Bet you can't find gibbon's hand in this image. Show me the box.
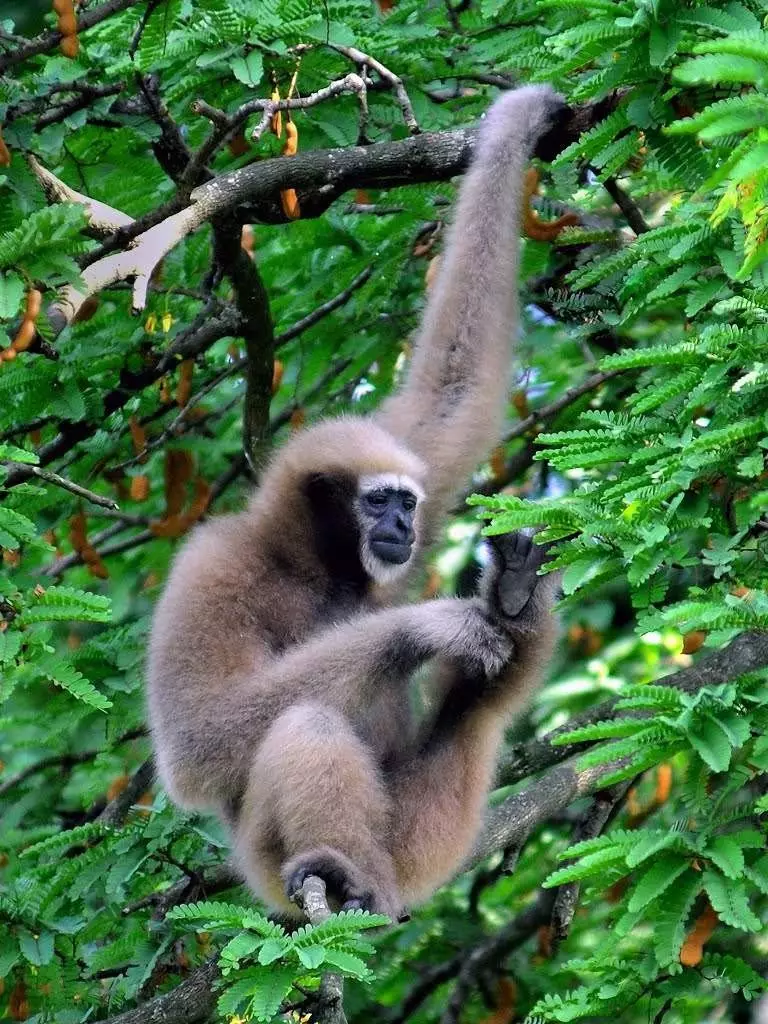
[431,600,514,679]
[485,530,551,622]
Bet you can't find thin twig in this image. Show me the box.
[2,463,118,509]
[0,728,145,798]
[503,369,623,443]
[550,781,631,947]
[98,758,155,826]
[186,73,368,181]
[328,44,420,135]
[602,175,649,236]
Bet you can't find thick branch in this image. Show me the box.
[292,876,348,1024]
[99,957,219,1024]
[35,95,618,325]
[497,629,768,786]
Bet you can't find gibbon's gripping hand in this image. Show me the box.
[417,600,514,679]
[484,530,551,622]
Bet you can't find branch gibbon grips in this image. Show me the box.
[147,86,564,920]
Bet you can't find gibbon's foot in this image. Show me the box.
[488,531,549,620]
[283,846,393,917]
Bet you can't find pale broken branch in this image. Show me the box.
[28,154,133,236]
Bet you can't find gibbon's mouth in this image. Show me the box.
[370,540,412,564]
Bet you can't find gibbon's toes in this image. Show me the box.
[283,847,385,916]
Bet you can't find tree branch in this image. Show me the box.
[497,629,768,787]
[32,94,618,326]
[2,463,118,509]
[0,0,147,73]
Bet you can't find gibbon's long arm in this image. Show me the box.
[377,85,564,539]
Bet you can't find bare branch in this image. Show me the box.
[2,462,118,509]
[28,155,133,236]
[328,44,420,135]
[99,957,219,1024]
[34,96,617,326]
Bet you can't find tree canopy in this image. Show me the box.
[1,1,768,1023]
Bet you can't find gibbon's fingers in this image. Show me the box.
[485,530,551,621]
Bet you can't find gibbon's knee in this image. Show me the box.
[234,702,402,918]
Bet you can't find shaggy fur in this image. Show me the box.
[147,86,563,921]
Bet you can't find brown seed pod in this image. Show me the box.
[0,127,10,167]
[280,120,300,219]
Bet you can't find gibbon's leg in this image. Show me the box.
[233,701,404,920]
[388,535,559,906]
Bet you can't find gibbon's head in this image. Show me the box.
[256,418,426,585]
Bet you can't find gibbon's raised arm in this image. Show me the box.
[377,85,564,539]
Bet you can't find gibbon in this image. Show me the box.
[148,85,563,922]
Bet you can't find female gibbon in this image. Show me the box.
[148,85,564,921]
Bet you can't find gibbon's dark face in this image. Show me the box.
[357,472,424,583]
[362,487,417,564]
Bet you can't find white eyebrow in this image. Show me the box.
[359,473,425,501]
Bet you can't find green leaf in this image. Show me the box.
[296,943,325,969]
[654,870,702,966]
[687,713,733,771]
[628,854,689,913]
[0,443,39,464]
[703,871,761,931]
[0,506,37,549]
[0,271,24,318]
[250,965,296,1022]
[219,932,261,967]
[707,836,745,878]
[18,929,54,966]
[230,50,263,86]
[258,937,290,965]
[322,948,373,980]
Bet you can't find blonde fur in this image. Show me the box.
[147,86,563,921]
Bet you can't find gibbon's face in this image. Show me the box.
[358,473,424,582]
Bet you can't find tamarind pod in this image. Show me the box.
[130,475,150,501]
[60,34,79,58]
[26,288,43,319]
[272,359,284,394]
[282,120,299,156]
[0,128,10,167]
[280,188,300,219]
[58,11,77,34]
[12,319,36,352]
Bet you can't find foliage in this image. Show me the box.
[0,0,766,1023]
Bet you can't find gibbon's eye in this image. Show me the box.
[402,493,417,513]
[366,491,389,508]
